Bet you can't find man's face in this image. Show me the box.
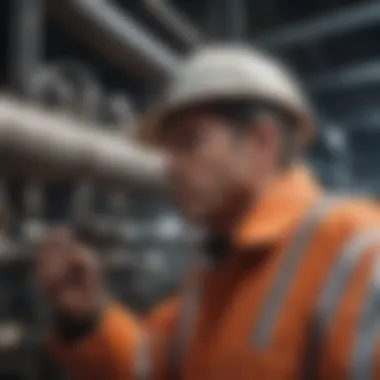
[161,106,266,226]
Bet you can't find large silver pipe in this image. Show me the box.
[256,2,380,50]
[0,96,168,190]
[143,0,201,48]
[70,0,180,81]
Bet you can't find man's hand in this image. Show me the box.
[36,227,104,320]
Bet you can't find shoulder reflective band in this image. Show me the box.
[350,254,380,380]
[302,226,380,380]
[252,195,338,349]
[168,254,209,380]
[134,331,152,380]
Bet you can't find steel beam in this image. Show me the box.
[74,0,179,77]
[52,0,180,83]
[0,96,167,190]
[143,0,201,48]
[9,0,44,96]
[332,110,380,131]
[306,61,380,93]
[256,2,380,49]
[224,0,247,40]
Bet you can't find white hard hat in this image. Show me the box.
[138,45,315,148]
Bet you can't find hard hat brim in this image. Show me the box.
[135,95,316,150]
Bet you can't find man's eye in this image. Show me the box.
[172,130,199,150]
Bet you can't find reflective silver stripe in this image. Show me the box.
[252,196,337,348]
[318,227,380,327]
[303,227,380,380]
[177,270,202,360]
[169,254,207,380]
[134,332,152,380]
[178,254,209,351]
[350,251,380,380]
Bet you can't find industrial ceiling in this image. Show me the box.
[2,0,380,191]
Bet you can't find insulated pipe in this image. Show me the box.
[143,0,201,48]
[0,96,168,190]
[256,2,380,50]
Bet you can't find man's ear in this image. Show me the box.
[251,114,281,150]
[249,114,284,169]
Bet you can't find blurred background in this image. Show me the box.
[0,0,379,378]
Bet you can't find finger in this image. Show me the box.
[37,226,74,254]
[36,250,69,299]
[67,243,100,287]
[36,227,74,276]
[56,246,100,318]
[36,229,75,298]
[58,286,95,319]
[70,243,98,268]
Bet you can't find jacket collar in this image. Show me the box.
[233,164,322,249]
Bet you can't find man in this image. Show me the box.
[37,46,380,379]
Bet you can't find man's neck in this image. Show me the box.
[207,166,292,236]
[207,188,257,237]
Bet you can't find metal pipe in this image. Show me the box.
[9,0,44,96]
[321,126,352,189]
[306,61,380,93]
[204,0,220,39]
[256,2,380,50]
[71,0,180,80]
[330,110,380,131]
[143,0,201,48]
[222,0,247,41]
[0,96,168,190]
[50,60,103,120]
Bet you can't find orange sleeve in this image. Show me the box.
[316,239,380,380]
[49,297,180,380]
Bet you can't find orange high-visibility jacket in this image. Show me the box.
[50,166,380,380]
